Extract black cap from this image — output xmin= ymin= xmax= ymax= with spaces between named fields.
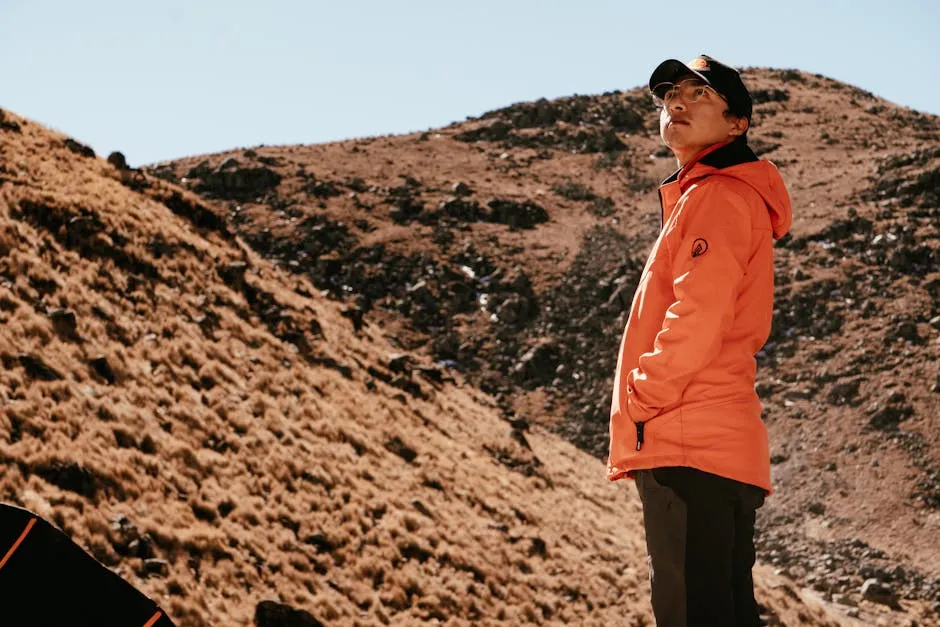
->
xmin=649 ymin=54 xmax=752 ymax=121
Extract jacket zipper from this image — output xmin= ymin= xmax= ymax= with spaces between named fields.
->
xmin=657 ymin=188 xmax=665 ymax=229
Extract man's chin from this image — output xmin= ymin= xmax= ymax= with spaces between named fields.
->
xmin=661 ymin=137 xmax=685 ymax=153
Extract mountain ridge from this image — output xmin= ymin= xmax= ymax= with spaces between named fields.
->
xmin=152 ymin=65 xmax=939 ymax=610
xmin=0 ymin=65 xmax=937 ymax=625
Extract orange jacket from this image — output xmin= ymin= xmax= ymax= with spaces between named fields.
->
xmin=607 ymin=139 xmax=792 ymax=493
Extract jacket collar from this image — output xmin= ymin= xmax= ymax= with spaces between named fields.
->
xmin=658 ymin=137 xmax=759 ymax=223
xmin=661 ymin=137 xmax=758 ymax=186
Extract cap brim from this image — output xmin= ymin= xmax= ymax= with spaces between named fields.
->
xmin=648 ymin=59 xmax=709 ymax=93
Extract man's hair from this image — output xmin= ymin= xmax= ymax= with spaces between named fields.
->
xmin=721 ymin=107 xmax=750 ymax=138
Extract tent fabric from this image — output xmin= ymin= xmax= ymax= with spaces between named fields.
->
xmin=0 ymin=503 xmax=176 ymax=626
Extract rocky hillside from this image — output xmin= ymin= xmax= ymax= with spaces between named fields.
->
xmin=0 ymin=64 xmax=936 ymax=625
xmin=0 ymin=110 xmax=867 ymax=626
xmin=144 ymin=68 xmax=940 ymax=620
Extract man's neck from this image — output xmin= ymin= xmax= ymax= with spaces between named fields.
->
xmin=675 ymin=139 xmax=734 ymax=168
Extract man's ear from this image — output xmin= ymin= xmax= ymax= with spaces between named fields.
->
xmin=729 ymin=116 xmax=749 ymax=137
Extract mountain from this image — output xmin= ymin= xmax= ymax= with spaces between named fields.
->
xmin=0 ymin=65 xmax=937 ymax=625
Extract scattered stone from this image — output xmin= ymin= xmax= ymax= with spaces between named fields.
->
xmin=588 ymin=196 xmax=615 ymax=217
xmin=217 ymin=500 xmax=236 ymax=518
xmin=399 ymin=174 xmax=422 ymax=188
xmin=133 ymin=539 xmax=156 ymax=561
xmin=302 ymin=531 xmax=336 ymax=553
xmin=191 ymin=502 xmax=217 ymax=523
xmin=387 ymin=353 xmax=413 ymax=373
xmin=452 ymin=181 xmax=473 ymax=197
xmin=606 ymin=281 xmax=633 ymax=311
xmin=438 ymin=197 xmax=486 ymax=222
xmin=411 ymin=499 xmax=434 ymax=519
xmin=807 ymin=502 xmax=826 ymax=515
xmin=190 ymin=162 xmax=282 ymax=201
xmin=513 ymin=341 xmax=561 ymax=386
xmin=384 ymin=436 xmax=418 ymax=464
xmin=89 ymin=356 xmax=116 ymax=384
xmin=140 ymin=434 xmax=158 ymax=455
xmin=18 ymin=354 xmax=63 ymax=381
xmin=831 ymin=593 xmax=856 ymax=607
xmin=278 ymin=516 xmax=300 ymax=535
xmin=486 ymin=199 xmax=549 ymax=229
xmin=0 ymin=109 xmax=22 ymax=132
xmin=415 ymin=365 xmax=448 ymax=384
xmin=108 ymin=514 xmax=154 ymax=558
xmin=218 ymin=262 xmax=249 ymax=291
xmin=827 ymin=379 xmax=860 ymax=405
xmin=34 ymin=460 xmax=101 ymax=498
xmin=751 ymin=88 xmax=791 ymax=104
xmin=304 ymin=177 xmax=342 ymax=199
xmin=64 ymin=138 xmax=95 ymax=158
xmin=65 ymin=214 xmax=105 ymax=248
xmin=107 ymin=151 xmax=129 ymax=170
xmin=509 ymin=428 xmax=531 ymax=450
xmin=888 ymin=320 xmax=923 ymax=344
xmin=752 ymin=139 xmax=781 ymax=158
xmin=458 ymin=93 xmax=645 ymax=153
xmin=340 ymin=306 xmax=365 ymax=332
xmin=528 ymin=536 xmax=548 ymax=557
xmin=494 ymin=293 xmax=534 ymax=325
xmin=144 ymin=163 xmax=179 ymax=183
xmin=552 ymin=181 xmax=596 ymax=202
xmin=48 ymin=308 xmax=79 ymax=340
xmin=389 ymin=374 xmax=425 ymax=399
xmin=508 ymin=416 xmax=530 ymax=431
xmin=159 ymin=190 xmax=228 ymax=233
xmin=143 ymin=558 xmax=169 ymax=577
xmin=113 ymin=428 xmax=137 ymax=449
xmin=860 ymin=578 xmax=901 ymax=609
xmin=484 ymin=444 xmax=546 ymax=482
xmin=868 ymin=402 xmax=914 ymax=430
xmin=454 ymin=121 xmax=513 ymax=143
xmin=386 ymin=185 xmax=424 ymax=223
xmin=345 ymin=176 xmax=368 ymax=192
xmin=887 ymin=390 xmax=906 ymax=404
xmin=254 ymin=600 xmax=325 ymax=627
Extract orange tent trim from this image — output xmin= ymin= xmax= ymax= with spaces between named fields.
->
xmin=143 ymin=611 xmax=164 ymax=627
xmin=0 ymin=518 xmax=36 ymax=572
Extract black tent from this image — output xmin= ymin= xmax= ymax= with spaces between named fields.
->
xmin=0 ymin=504 xmax=175 ymax=626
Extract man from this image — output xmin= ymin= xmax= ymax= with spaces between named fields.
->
xmin=607 ymin=55 xmax=792 ymax=626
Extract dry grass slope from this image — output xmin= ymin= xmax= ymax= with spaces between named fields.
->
xmin=153 ymin=69 xmax=939 ymax=613
xmin=0 ymin=68 xmax=934 ymax=627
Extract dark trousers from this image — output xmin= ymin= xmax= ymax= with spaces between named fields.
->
xmin=635 ymin=467 xmax=766 ymax=627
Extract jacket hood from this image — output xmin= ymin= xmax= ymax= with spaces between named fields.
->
xmin=670 ymin=139 xmax=793 ymax=240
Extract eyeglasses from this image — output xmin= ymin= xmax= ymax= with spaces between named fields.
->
xmin=651 ymin=81 xmax=727 ymax=109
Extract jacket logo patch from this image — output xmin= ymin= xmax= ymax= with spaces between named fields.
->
xmin=691 ymin=238 xmax=708 ymax=258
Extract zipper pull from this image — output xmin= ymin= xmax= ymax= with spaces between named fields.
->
xmin=635 ymin=422 xmax=645 ymax=451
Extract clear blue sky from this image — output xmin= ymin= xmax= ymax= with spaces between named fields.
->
xmin=2 ymin=0 xmax=937 ymax=166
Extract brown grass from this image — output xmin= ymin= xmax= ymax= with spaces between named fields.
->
xmin=0 ymin=82 xmax=929 ymax=626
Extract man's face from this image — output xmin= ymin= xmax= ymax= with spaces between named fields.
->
xmin=657 ymin=79 xmax=747 ymax=164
